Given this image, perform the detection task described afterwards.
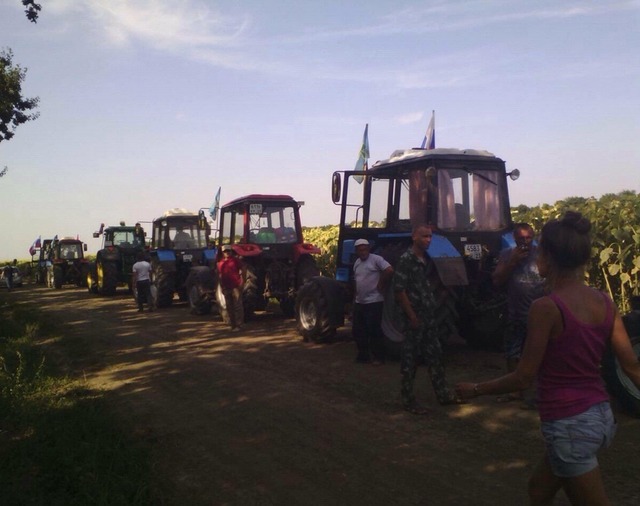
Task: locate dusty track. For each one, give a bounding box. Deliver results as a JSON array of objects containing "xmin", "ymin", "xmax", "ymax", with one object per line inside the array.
[{"xmin": 11, "ymin": 285, "xmax": 640, "ymax": 505}]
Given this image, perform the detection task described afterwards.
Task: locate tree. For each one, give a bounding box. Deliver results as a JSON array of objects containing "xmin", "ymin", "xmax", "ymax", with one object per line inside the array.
[
  {"xmin": 0, "ymin": 48, "xmax": 40, "ymax": 145},
  {"xmin": 22, "ymin": 0, "xmax": 42, "ymax": 23}
]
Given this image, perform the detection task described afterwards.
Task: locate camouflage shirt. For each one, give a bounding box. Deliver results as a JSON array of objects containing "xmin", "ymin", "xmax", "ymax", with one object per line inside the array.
[{"xmin": 393, "ymin": 247, "xmax": 437, "ymax": 320}]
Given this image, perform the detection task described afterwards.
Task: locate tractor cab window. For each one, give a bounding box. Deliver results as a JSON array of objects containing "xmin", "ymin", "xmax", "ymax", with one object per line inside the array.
[
  {"xmin": 168, "ymin": 222, "xmax": 206, "ymax": 249},
  {"xmin": 220, "ymin": 208, "xmax": 245, "ymax": 245},
  {"xmin": 110, "ymin": 230, "xmax": 136, "ymax": 247},
  {"xmin": 436, "ymin": 168, "xmax": 506, "ymax": 231},
  {"xmin": 249, "ymin": 204, "xmax": 298, "ymax": 244},
  {"xmin": 59, "ymin": 243, "xmax": 82, "ymax": 260}
]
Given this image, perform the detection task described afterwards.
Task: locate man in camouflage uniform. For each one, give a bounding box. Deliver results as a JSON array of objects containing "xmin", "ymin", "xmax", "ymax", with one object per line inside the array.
[{"xmin": 394, "ymin": 225, "xmax": 462, "ymax": 414}]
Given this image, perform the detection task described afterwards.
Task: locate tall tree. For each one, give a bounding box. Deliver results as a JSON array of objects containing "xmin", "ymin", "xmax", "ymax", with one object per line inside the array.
[
  {"xmin": 0, "ymin": 49, "xmax": 40, "ymax": 177},
  {"xmin": 0, "ymin": 49, "xmax": 40, "ymax": 144}
]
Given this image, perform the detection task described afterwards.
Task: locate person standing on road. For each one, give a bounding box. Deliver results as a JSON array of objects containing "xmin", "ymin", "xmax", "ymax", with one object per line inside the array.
[
  {"xmin": 352, "ymin": 238, "xmax": 394, "ymax": 365},
  {"xmin": 3, "ymin": 260, "xmax": 16, "ymax": 291},
  {"xmin": 394, "ymin": 225, "xmax": 464, "ymax": 414},
  {"xmin": 132, "ymin": 252, "xmax": 154, "ymax": 312},
  {"xmin": 217, "ymin": 245, "xmax": 244, "ymax": 332},
  {"xmin": 492, "ymin": 223, "xmax": 545, "ymax": 405},
  {"xmin": 456, "ymin": 211, "xmax": 640, "ymax": 506}
]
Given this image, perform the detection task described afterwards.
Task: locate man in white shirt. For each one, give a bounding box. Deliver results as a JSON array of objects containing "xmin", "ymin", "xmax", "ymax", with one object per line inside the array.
[
  {"xmin": 132, "ymin": 252, "xmax": 154, "ymax": 312},
  {"xmin": 352, "ymin": 239, "xmax": 394, "ymax": 364}
]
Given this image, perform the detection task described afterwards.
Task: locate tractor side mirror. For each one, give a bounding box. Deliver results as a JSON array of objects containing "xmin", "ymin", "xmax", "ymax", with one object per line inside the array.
[
  {"xmin": 83, "ymin": 244, "xmax": 88, "ymax": 252},
  {"xmin": 332, "ymin": 172, "xmax": 342, "ymax": 204},
  {"xmin": 508, "ymin": 169, "xmax": 520, "ymax": 181},
  {"xmin": 92, "ymin": 232, "xmax": 99, "ymax": 238},
  {"xmin": 198, "ymin": 210, "xmax": 207, "ymax": 230}
]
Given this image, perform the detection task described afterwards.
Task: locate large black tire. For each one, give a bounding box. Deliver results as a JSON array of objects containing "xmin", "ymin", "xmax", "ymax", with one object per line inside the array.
[
  {"xmin": 97, "ymin": 261, "xmax": 118, "ymax": 295},
  {"xmin": 86, "ymin": 264, "xmax": 98, "ymax": 294},
  {"xmin": 296, "ymin": 278, "xmax": 342, "ymax": 343},
  {"xmin": 381, "ymin": 283, "xmax": 406, "ymax": 358},
  {"xmin": 186, "ymin": 267, "xmax": 215, "ymax": 315},
  {"xmin": 152, "ymin": 262, "xmax": 175, "ymax": 308},
  {"xmin": 603, "ymin": 311, "xmax": 640, "ymax": 417},
  {"xmin": 53, "ymin": 266, "xmax": 63, "ymax": 289},
  {"xmin": 243, "ymin": 263, "xmax": 260, "ymax": 320},
  {"xmin": 296, "ymin": 255, "xmax": 320, "ymax": 288}
]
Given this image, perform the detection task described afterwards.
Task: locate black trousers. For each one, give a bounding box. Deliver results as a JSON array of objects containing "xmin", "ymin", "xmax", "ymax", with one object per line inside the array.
[
  {"xmin": 136, "ymin": 280, "xmax": 153, "ymax": 310},
  {"xmin": 352, "ymin": 301, "xmax": 385, "ymax": 362}
]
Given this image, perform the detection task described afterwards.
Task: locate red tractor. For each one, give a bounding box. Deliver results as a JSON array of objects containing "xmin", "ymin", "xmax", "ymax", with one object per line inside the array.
[{"xmin": 215, "ymin": 195, "xmax": 320, "ymax": 318}]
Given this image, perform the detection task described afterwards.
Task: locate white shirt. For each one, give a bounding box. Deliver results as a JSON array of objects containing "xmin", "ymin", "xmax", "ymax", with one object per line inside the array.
[
  {"xmin": 353, "ymin": 253, "xmax": 391, "ymax": 304},
  {"xmin": 132, "ymin": 261, "xmax": 152, "ymax": 282}
]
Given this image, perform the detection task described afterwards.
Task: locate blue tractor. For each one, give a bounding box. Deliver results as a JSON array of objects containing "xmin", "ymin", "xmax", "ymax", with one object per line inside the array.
[{"xmin": 295, "ymin": 147, "xmax": 521, "ymax": 350}]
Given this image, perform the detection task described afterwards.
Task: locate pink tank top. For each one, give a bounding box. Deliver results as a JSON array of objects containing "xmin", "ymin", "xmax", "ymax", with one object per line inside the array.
[{"xmin": 537, "ymin": 291, "xmax": 613, "ymax": 421}]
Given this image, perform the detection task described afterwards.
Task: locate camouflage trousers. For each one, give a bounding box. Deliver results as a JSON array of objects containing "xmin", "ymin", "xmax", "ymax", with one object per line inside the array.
[{"xmin": 400, "ymin": 326, "xmax": 452, "ymax": 406}]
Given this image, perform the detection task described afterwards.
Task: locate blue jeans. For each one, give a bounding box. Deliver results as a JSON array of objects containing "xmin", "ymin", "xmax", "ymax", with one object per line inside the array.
[{"xmin": 540, "ymin": 402, "xmax": 617, "ymax": 477}]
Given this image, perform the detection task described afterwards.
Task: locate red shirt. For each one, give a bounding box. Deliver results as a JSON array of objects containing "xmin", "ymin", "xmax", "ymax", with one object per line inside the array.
[{"xmin": 217, "ymin": 256, "xmax": 243, "ymax": 290}]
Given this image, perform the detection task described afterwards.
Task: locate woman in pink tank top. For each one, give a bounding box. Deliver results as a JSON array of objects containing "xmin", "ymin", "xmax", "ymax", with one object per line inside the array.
[{"xmin": 456, "ymin": 211, "xmax": 640, "ymax": 505}]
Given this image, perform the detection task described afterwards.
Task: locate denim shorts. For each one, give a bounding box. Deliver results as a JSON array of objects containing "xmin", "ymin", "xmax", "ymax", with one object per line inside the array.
[{"xmin": 540, "ymin": 402, "xmax": 617, "ymax": 478}]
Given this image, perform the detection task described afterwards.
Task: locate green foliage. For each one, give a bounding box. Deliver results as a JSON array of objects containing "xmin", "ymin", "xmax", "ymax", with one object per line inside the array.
[
  {"xmin": 0, "ymin": 48, "xmax": 40, "ymax": 144},
  {"xmin": 0, "ymin": 298, "xmax": 153, "ymax": 505},
  {"xmin": 303, "ymin": 225, "xmax": 339, "ymax": 277},
  {"xmin": 513, "ymin": 191, "xmax": 640, "ymax": 312}
]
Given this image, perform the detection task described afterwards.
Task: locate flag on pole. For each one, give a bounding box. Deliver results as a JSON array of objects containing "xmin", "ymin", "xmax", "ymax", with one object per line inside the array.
[
  {"xmin": 353, "ymin": 124, "xmax": 369, "ymax": 184},
  {"xmin": 209, "ymin": 187, "xmax": 221, "ymax": 221},
  {"xmin": 28, "ymin": 235, "xmax": 41, "ymax": 256},
  {"xmin": 420, "ymin": 110, "xmax": 435, "ymax": 149}
]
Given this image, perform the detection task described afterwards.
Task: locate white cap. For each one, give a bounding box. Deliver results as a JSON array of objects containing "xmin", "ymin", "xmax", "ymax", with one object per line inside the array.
[
  {"xmin": 354, "ymin": 239, "xmax": 369, "ymax": 247},
  {"xmin": 221, "ymin": 244, "xmax": 232, "ymax": 252}
]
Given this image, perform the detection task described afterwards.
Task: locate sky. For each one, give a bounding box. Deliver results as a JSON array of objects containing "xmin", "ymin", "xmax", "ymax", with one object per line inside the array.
[{"xmin": 1, "ymin": 0, "xmax": 639, "ymax": 261}]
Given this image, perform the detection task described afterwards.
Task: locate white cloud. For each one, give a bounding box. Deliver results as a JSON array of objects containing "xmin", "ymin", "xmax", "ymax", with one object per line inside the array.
[{"xmin": 394, "ymin": 112, "xmax": 424, "ymax": 125}]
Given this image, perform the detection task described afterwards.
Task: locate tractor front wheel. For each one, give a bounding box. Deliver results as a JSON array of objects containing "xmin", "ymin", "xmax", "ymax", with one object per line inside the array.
[
  {"xmin": 97, "ymin": 261, "xmax": 118, "ymax": 295},
  {"xmin": 152, "ymin": 262, "xmax": 175, "ymax": 308},
  {"xmin": 296, "ymin": 279, "xmax": 337, "ymax": 343},
  {"xmin": 186, "ymin": 267, "xmax": 215, "ymax": 315}
]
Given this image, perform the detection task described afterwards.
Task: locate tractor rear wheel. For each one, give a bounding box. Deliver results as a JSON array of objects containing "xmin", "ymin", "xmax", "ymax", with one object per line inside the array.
[
  {"xmin": 53, "ymin": 266, "xmax": 63, "ymax": 289},
  {"xmin": 243, "ymin": 264, "xmax": 260, "ymax": 320},
  {"xmin": 97, "ymin": 261, "xmax": 118, "ymax": 295},
  {"xmin": 296, "ymin": 255, "xmax": 320, "ymax": 288},
  {"xmin": 152, "ymin": 262, "xmax": 175, "ymax": 308}
]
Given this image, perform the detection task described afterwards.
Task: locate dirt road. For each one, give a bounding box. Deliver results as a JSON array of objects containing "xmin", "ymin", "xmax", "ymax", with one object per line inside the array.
[{"xmin": 14, "ymin": 286, "xmax": 640, "ymax": 505}]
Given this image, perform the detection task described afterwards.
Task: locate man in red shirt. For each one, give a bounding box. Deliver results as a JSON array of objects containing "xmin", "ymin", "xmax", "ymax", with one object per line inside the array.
[{"xmin": 217, "ymin": 245, "xmax": 244, "ymax": 331}]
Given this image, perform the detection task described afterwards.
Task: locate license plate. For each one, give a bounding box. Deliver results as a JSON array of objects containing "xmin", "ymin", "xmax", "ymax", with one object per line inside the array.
[
  {"xmin": 464, "ymin": 244, "xmax": 482, "ymax": 260},
  {"xmin": 183, "ymin": 254, "xmax": 193, "ymax": 262}
]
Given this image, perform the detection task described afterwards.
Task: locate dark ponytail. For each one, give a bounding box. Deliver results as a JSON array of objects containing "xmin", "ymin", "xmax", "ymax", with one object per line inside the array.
[{"xmin": 540, "ymin": 211, "xmax": 591, "ymax": 270}]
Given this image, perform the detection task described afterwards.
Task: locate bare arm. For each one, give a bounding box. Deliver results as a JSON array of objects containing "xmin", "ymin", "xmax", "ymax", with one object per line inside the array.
[
  {"xmin": 456, "ymin": 296, "xmax": 557, "ymax": 398},
  {"xmin": 611, "ymin": 310, "xmax": 640, "ymax": 389},
  {"xmin": 492, "ymin": 248, "xmax": 527, "ymax": 287}
]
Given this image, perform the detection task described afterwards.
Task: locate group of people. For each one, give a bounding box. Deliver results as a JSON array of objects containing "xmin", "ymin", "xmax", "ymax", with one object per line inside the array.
[
  {"xmin": 130, "ymin": 245, "xmax": 244, "ymax": 332},
  {"xmin": 351, "ymin": 212, "xmax": 640, "ymax": 505}
]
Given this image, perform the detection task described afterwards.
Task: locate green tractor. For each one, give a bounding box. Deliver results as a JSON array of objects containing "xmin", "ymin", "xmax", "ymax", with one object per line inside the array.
[{"xmin": 87, "ymin": 222, "xmax": 147, "ymax": 295}]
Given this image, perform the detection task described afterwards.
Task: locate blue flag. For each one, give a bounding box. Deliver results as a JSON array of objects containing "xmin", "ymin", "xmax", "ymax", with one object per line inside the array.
[
  {"xmin": 353, "ymin": 124, "xmax": 369, "ymax": 184},
  {"xmin": 420, "ymin": 110, "xmax": 435, "ymax": 149},
  {"xmin": 209, "ymin": 187, "xmax": 221, "ymax": 221}
]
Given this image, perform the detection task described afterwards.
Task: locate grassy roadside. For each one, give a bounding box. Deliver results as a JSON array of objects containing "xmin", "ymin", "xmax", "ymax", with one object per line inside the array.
[{"xmin": 0, "ymin": 294, "xmax": 153, "ymax": 505}]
